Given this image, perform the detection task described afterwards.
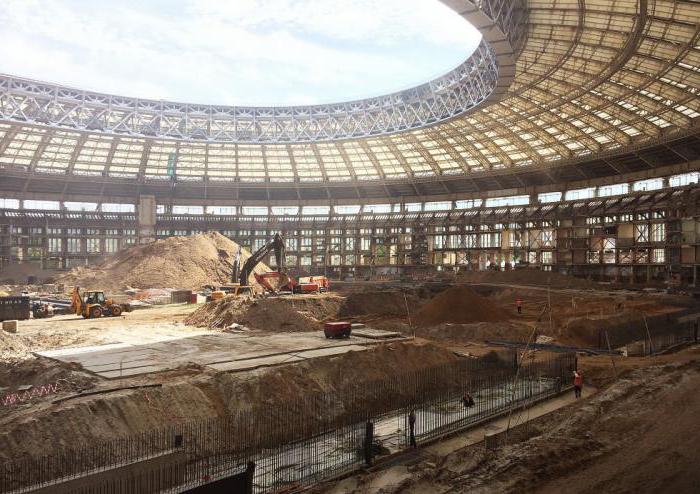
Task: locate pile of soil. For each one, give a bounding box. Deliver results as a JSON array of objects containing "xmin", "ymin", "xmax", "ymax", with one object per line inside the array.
[
  {"xmin": 0, "ymin": 358, "xmax": 96, "ymax": 401},
  {"xmin": 56, "ymin": 233, "xmax": 269, "ymax": 291},
  {"xmin": 413, "ymin": 285, "xmax": 508, "ymax": 327},
  {"xmin": 185, "ymin": 293, "xmax": 344, "ymax": 331}
]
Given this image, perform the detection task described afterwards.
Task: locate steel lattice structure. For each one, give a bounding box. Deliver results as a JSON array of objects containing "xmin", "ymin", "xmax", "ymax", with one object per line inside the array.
[
  {"xmin": 0, "ymin": 43, "xmax": 498, "ymax": 143},
  {"xmin": 0, "ymin": 0, "xmax": 526, "ymax": 144},
  {"xmin": 0, "ymin": 0, "xmax": 697, "ymax": 192}
]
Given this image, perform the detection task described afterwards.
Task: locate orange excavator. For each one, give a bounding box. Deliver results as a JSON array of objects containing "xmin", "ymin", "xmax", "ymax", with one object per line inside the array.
[{"xmin": 236, "ymin": 233, "xmax": 329, "ymax": 294}]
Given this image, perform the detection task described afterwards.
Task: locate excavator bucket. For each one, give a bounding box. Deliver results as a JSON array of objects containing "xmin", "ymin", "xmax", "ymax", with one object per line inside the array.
[{"xmin": 254, "ymin": 272, "xmax": 294, "ymax": 293}]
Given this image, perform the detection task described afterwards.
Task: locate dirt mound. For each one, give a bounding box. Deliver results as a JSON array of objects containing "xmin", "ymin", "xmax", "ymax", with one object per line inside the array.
[
  {"xmin": 413, "ymin": 285, "xmax": 508, "ymax": 327},
  {"xmin": 457, "ymin": 269, "xmax": 597, "ymax": 289},
  {"xmin": 339, "ymin": 290, "xmax": 420, "ymax": 318},
  {"xmin": 185, "ymin": 293, "xmax": 344, "ymax": 331},
  {"xmin": 56, "ymin": 233, "xmax": 269, "ymax": 291},
  {"xmin": 0, "ymin": 357, "xmax": 96, "ymax": 400}
]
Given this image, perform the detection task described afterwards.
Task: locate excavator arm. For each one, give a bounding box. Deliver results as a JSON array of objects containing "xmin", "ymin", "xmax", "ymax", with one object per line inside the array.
[
  {"xmin": 230, "ymin": 246, "xmax": 242, "ymax": 283},
  {"xmin": 71, "ymin": 287, "xmax": 84, "ymax": 316},
  {"xmin": 239, "ymin": 233, "xmax": 286, "ymax": 286}
]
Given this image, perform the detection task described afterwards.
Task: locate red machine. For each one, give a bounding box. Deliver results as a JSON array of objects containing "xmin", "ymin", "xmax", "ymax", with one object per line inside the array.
[
  {"xmin": 296, "ymin": 283, "xmax": 320, "ymax": 294},
  {"xmin": 324, "ymin": 321, "xmax": 351, "ymax": 339},
  {"xmin": 298, "ymin": 276, "xmax": 330, "ymax": 292},
  {"xmin": 239, "ymin": 233, "xmax": 331, "ymax": 295},
  {"xmin": 253, "ymin": 272, "xmax": 330, "ymax": 295}
]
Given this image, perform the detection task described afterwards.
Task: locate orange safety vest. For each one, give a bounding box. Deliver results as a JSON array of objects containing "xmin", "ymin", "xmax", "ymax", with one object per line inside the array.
[{"xmin": 574, "ymin": 372, "xmax": 583, "ymax": 387}]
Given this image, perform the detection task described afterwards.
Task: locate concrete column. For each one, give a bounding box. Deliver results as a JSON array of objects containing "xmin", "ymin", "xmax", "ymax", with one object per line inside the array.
[{"xmin": 137, "ymin": 195, "xmax": 157, "ymax": 244}]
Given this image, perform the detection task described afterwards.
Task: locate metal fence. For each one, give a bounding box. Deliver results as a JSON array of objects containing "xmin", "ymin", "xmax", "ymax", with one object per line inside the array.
[
  {"xmin": 600, "ymin": 311, "xmax": 698, "ymax": 350},
  {"xmin": 624, "ymin": 322, "xmax": 697, "ymax": 356},
  {"xmin": 0, "ymin": 351, "xmax": 575, "ymax": 494}
]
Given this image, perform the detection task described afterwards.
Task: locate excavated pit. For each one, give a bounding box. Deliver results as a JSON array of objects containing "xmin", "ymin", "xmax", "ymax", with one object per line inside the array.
[{"xmin": 0, "ymin": 341, "xmax": 471, "ymax": 462}]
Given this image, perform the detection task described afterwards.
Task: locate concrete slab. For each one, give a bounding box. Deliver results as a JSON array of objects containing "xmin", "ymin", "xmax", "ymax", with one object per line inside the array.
[
  {"xmin": 86, "ymin": 357, "xmax": 162, "ymax": 372},
  {"xmin": 37, "ymin": 331, "xmax": 391, "ymax": 379},
  {"xmin": 99, "ymin": 365, "xmax": 175, "ymax": 379},
  {"xmin": 207, "ymin": 354, "xmax": 304, "ymax": 372},
  {"xmin": 352, "ymin": 328, "xmax": 402, "ymax": 339},
  {"xmin": 38, "ymin": 342, "xmax": 133, "ymax": 358},
  {"xmin": 206, "ymin": 344, "xmax": 369, "ymax": 372},
  {"xmin": 290, "ymin": 345, "xmax": 368, "ymax": 359}
]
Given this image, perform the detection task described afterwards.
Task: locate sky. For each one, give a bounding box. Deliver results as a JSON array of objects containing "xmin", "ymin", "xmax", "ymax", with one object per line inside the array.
[{"xmin": 0, "ymin": 0, "xmax": 481, "ymax": 106}]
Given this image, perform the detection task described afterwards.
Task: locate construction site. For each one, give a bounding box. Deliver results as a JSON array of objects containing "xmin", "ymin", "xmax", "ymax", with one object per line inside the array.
[{"xmin": 0, "ymin": 0, "xmax": 699, "ymax": 492}]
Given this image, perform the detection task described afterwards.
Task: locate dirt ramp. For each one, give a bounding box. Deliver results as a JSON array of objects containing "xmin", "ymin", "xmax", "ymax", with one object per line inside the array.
[
  {"xmin": 56, "ymin": 232, "xmax": 269, "ymax": 291},
  {"xmin": 414, "ymin": 285, "xmax": 508, "ymax": 327},
  {"xmin": 185, "ymin": 293, "xmax": 344, "ymax": 331}
]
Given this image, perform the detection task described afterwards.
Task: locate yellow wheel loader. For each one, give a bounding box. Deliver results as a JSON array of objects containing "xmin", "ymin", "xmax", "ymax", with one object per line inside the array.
[{"xmin": 71, "ymin": 287, "xmax": 129, "ymax": 319}]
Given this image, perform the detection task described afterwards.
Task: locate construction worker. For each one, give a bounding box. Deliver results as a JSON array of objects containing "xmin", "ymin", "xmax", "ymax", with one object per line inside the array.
[
  {"xmin": 461, "ymin": 392, "xmax": 475, "ymax": 408},
  {"xmin": 573, "ymin": 369, "xmax": 583, "ymax": 398},
  {"xmin": 516, "ymin": 296, "xmax": 523, "ymax": 314}
]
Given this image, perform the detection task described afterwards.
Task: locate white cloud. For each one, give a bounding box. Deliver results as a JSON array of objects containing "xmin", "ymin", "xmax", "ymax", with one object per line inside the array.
[{"xmin": 0, "ymin": 0, "xmax": 482, "ymax": 106}]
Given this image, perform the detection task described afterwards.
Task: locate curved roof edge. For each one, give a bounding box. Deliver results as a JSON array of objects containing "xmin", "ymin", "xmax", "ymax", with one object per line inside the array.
[{"xmin": 0, "ymin": 0, "xmax": 526, "ymax": 143}]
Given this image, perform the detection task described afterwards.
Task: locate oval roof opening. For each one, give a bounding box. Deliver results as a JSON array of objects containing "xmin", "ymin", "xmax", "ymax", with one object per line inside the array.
[{"xmin": 0, "ymin": 0, "xmax": 482, "ymax": 106}]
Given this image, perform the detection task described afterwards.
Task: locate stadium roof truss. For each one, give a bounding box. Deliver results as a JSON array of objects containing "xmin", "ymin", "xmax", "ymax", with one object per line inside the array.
[{"xmin": 0, "ymin": 0, "xmax": 698, "ymax": 193}]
